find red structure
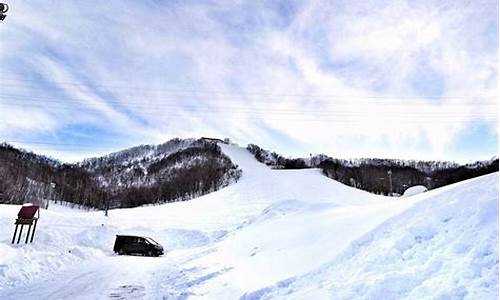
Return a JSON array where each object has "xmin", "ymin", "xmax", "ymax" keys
[{"xmin": 12, "ymin": 204, "xmax": 40, "ymax": 244}]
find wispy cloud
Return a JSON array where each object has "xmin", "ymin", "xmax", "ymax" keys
[{"xmin": 0, "ymin": 0, "xmax": 497, "ymax": 162}]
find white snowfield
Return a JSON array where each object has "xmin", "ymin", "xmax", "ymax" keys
[{"xmin": 0, "ymin": 144, "xmax": 498, "ymax": 300}]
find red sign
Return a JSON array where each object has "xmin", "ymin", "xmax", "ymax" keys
[{"xmin": 18, "ymin": 205, "xmax": 39, "ymax": 219}]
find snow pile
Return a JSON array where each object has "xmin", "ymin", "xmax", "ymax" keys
[
  {"xmin": 403, "ymin": 185, "xmax": 428, "ymax": 197},
  {"xmin": 0, "ymin": 205, "xmax": 110, "ymax": 289},
  {"xmin": 0, "ymin": 143, "xmax": 497, "ymax": 299},
  {"xmin": 241, "ymin": 173, "xmax": 499, "ymax": 300}
]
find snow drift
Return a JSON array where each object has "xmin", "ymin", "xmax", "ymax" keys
[
  {"xmin": 241, "ymin": 173, "xmax": 498, "ymax": 300},
  {"xmin": 403, "ymin": 185, "xmax": 428, "ymax": 197}
]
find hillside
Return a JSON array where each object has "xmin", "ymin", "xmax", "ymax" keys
[
  {"xmin": 79, "ymin": 138, "xmax": 241, "ymax": 207},
  {"xmin": 0, "ymin": 139, "xmax": 241, "ymax": 208},
  {"xmin": 0, "ymin": 143, "xmax": 497, "ymax": 299},
  {"xmin": 242, "ymin": 173, "xmax": 499, "ymax": 300},
  {"xmin": 247, "ymin": 144, "xmax": 499, "ymax": 195}
]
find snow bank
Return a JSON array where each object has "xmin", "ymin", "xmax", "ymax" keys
[
  {"xmin": 241, "ymin": 173, "xmax": 499, "ymax": 300},
  {"xmin": 403, "ymin": 185, "xmax": 428, "ymax": 197}
]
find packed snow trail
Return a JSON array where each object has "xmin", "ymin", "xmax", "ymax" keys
[
  {"xmin": 0, "ymin": 144, "xmax": 497, "ymax": 299},
  {"xmin": 0, "ymin": 254, "xmax": 204, "ymax": 300}
]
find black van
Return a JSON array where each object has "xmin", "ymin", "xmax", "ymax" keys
[{"xmin": 113, "ymin": 235, "xmax": 164, "ymax": 257}]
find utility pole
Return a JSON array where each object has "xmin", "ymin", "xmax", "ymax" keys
[
  {"xmin": 103, "ymin": 191, "xmax": 109, "ymax": 217},
  {"xmin": 387, "ymin": 170, "xmax": 393, "ymax": 196},
  {"xmin": 105, "ymin": 200, "xmax": 109, "ymax": 217}
]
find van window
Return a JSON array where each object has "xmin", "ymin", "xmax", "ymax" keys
[{"xmin": 146, "ymin": 237, "xmax": 159, "ymax": 245}]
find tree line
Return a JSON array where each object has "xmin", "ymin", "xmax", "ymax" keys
[
  {"xmin": 247, "ymin": 143, "xmax": 499, "ymax": 195},
  {"xmin": 0, "ymin": 139, "xmax": 241, "ymax": 209}
]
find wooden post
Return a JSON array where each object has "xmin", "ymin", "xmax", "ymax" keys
[
  {"xmin": 17, "ymin": 225, "xmax": 24, "ymax": 244},
  {"xmin": 25, "ymin": 224, "xmax": 32, "ymax": 243},
  {"xmin": 105, "ymin": 193, "xmax": 109, "ymax": 217},
  {"xmin": 387, "ymin": 170, "xmax": 393, "ymax": 196},
  {"xmin": 30, "ymin": 219, "xmax": 38, "ymax": 243},
  {"xmin": 11, "ymin": 223, "xmax": 19, "ymax": 244}
]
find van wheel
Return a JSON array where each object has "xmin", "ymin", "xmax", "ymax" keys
[
  {"xmin": 118, "ymin": 249, "xmax": 125, "ymax": 255},
  {"xmin": 147, "ymin": 250, "xmax": 154, "ymax": 257}
]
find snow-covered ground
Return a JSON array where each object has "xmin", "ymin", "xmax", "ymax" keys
[{"xmin": 0, "ymin": 144, "xmax": 498, "ymax": 299}]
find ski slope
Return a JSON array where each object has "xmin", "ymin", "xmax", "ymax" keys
[{"xmin": 0, "ymin": 144, "xmax": 498, "ymax": 299}]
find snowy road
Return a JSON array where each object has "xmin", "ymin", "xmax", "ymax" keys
[
  {"xmin": 0, "ymin": 242, "xmax": 234, "ymax": 300},
  {"xmin": 0, "ymin": 256, "xmax": 170, "ymax": 300}
]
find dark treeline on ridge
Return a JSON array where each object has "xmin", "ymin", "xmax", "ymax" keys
[
  {"xmin": 1, "ymin": 138, "xmax": 497, "ymax": 210},
  {"xmin": 0, "ymin": 139, "xmax": 241, "ymax": 209},
  {"xmin": 247, "ymin": 144, "xmax": 499, "ymax": 196}
]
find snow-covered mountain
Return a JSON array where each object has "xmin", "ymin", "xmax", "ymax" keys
[
  {"xmin": 0, "ymin": 143, "xmax": 497, "ymax": 299},
  {"xmin": 0, "ymin": 139, "xmax": 241, "ymax": 208},
  {"xmin": 80, "ymin": 138, "xmax": 241, "ymax": 207}
]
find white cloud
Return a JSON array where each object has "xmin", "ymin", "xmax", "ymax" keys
[{"xmin": 0, "ymin": 0, "xmax": 497, "ymax": 162}]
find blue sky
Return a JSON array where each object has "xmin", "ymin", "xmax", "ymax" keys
[{"xmin": 0, "ymin": 0, "xmax": 497, "ymax": 162}]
